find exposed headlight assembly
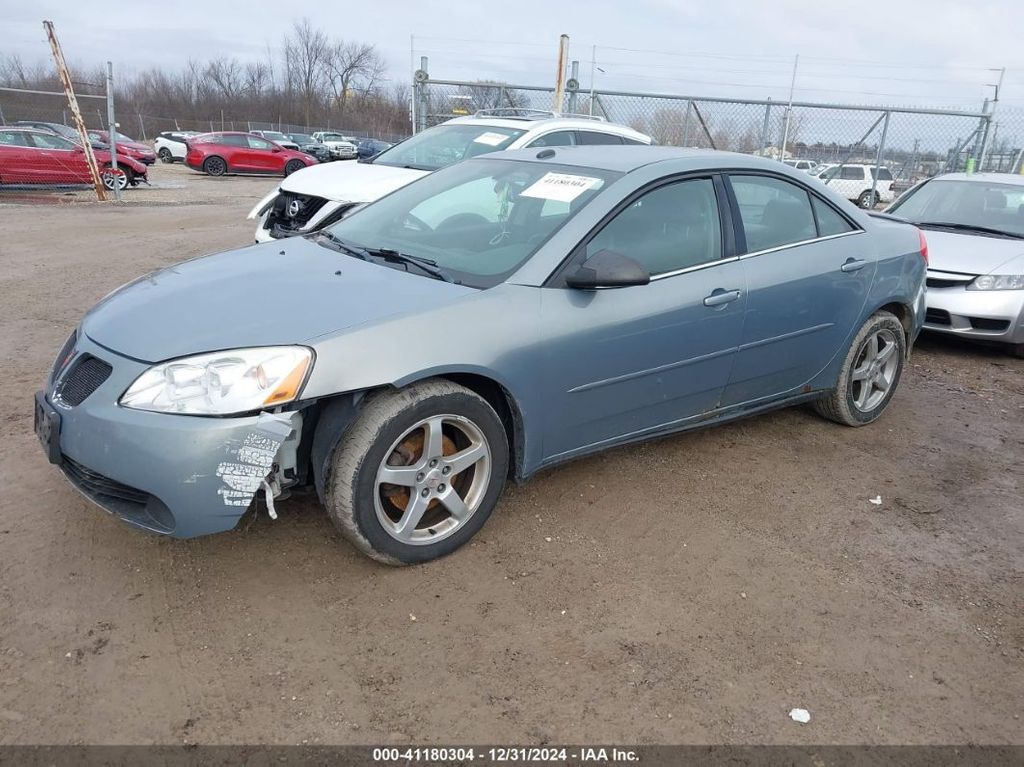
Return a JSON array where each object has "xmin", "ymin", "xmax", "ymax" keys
[
  {"xmin": 120, "ymin": 346, "xmax": 312, "ymax": 415},
  {"xmin": 967, "ymin": 274, "xmax": 1024, "ymax": 291}
]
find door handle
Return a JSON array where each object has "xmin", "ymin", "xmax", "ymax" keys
[
  {"xmin": 703, "ymin": 289, "xmax": 742, "ymax": 307},
  {"xmin": 841, "ymin": 258, "xmax": 868, "ymax": 273}
]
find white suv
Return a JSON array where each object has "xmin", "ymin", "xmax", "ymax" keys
[
  {"xmin": 153, "ymin": 130, "xmax": 198, "ymax": 163},
  {"xmin": 813, "ymin": 163, "xmax": 895, "ymax": 207},
  {"xmin": 249, "ymin": 111, "xmax": 652, "ymax": 242}
]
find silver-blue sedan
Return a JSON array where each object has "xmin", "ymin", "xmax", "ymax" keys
[{"xmin": 35, "ymin": 147, "xmax": 927, "ymax": 564}]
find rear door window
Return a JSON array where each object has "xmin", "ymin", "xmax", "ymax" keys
[
  {"xmin": 870, "ymin": 167, "xmax": 893, "ymax": 181},
  {"xmin": 576, "ymin": 131, "xmax": 623, "ymax": 145},
  {"xmin": 811, "ymin": 196, "xmax": 856, "ymax": 236},
  {"xmin": 528, "ymin": 131, "xmax": 575, "ymax": 147},
  {"xmin": 730, "ymin": 174, "xmax": 817, "ymax": 252}
]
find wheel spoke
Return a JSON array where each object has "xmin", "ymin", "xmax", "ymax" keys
[
  {"xmin": 437, "ymin": 487, "xmax": 470, "ymax": 521},
  {"xmin": 876, "ymin": 340, "xmax": 896, "ymax": 364},
  {"xmin": 854, "ymin": 380, "xmax": 873, "ymax": 410},
  {"xmin": 377, "ymin": 465, "xmax": 419, "ymax": 487},
  {"xmin": 851, "ymin": 362, "xmax": 871, "ymax": 382},
  {"xmin": 394, "ymin": 492, "xmax": 430, "ymax": 540},
  {"xmin": 865, "ymin": 333, "xmax": 880, "ymax": 362},
  {"xmin": 444, "ymin": 443, "xmax": 487, "ymax": 476},
  {"xmin": 423, "ymin": 416, "xmax": 445, "ymax": 459}
]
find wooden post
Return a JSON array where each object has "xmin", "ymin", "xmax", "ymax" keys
[{"xmin": 44, "ymin": 20, "xmax": 106, "ymax": 200}]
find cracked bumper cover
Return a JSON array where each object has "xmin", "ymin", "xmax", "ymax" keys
[{"xmin": 44, "ymin": 333, "xmax": 302, "ymax": 539}]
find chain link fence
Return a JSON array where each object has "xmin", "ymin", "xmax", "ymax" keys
[{"xmin": 413, "ymin": 70, "xmax": 1024, "ymax": 208}]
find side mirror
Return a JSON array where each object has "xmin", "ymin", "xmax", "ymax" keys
[
  {"xmin": 566, "ymin": 249, "xmax": 650, "ymax": 290},
  {"xmin": 272, "ymin": 146, "xmax": 282, "ymax": 153}
]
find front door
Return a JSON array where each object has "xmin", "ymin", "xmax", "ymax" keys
[{"xmin": 539, "ymin": 175, "xmax": 747, "ymax": 462}]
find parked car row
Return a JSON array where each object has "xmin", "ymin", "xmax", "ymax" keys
[{"xmin": 0, "ymin": 125, "xmax": 149, "ymax": 190}]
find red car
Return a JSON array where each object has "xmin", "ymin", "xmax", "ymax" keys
[
  {"xmin": 185, "ymin": 132, "xmax": 317, "ymax": 177},
  {"xmin": 87, "ymin": 130, "xmax": 157, "ymax": 165},
  {"xmin": 0, "ymin": 127, "xmax": 148, "ymax": 190}
]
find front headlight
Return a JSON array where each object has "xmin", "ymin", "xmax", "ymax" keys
[
  {"xmin": 967, "ymin": 274, "xmax": 1024, "ymax": 291},
  {"xmin": 120, "ymin": 346, "xmax": 312, "ymax": 415}
]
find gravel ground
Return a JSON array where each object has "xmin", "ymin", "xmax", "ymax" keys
[{"xmin": 0, "ymin": 165, "xmax": 1021, "ymax": 745}]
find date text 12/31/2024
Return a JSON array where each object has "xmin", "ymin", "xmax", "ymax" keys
[{"xmin": 373, "ymin": 747, "xmax": 640, "ymax": 762}]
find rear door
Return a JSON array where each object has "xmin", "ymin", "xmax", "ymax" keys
[
  {"xmin": 720, "ymin": 173, "xmax": 874, "ymax": 406},
  {"xmin": 0, "ymin": 130, "xmax": 37, "ymax": 182}
]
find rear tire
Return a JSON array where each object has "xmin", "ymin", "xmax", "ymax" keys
[
  {"xmin": 325, "ymin": 380, "xmax": 509, "ymax": 565},
  {"xmin": 284, "ymin": 159, "xmax": 305, "ymax": 176},
  {"xmin": 857, "ymin": 191, "xmax": 874, "ymax": 209},
  {"xmin": 814, "ymin": 311, "xmax": 906, "ymax": 426},
  {"xmin": 203, "ymin": 156, "xmax": 227, "ymax": 176},
  {"xmin": 157, "ymin": 147, "xmax": 173, "ymax": 163},
  {"xmin": 1010, "ymin": 343, "xmax": 1024, "ymax": 359}
]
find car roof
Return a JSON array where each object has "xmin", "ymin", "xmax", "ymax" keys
[
  {"xmin": 481, "ymin": 145, "xmax": 799, "ymax": 174},
  {"xmin": 445, "ymin": 114, "xmax": 650, "ymax": 141},
  {"xmin": 928, "ymin": 172, "xmax": 1024, "ymax": 186}
]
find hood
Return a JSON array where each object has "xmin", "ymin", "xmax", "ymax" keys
[
  {"xmin": 92, "ymin": 148, "xmax": 147, "ymax": 174},
  {"xmin": 279, "ymin": 159, "xmax": 428, "ymax": 203},
  {"xmin": 924, "ymin": 229, "xmax": 1024, "ymax": 276},
  {"xmin": 82, "ymin": 236, "xmax": 475, "ymax": 363}
]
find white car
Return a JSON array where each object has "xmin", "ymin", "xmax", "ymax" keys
[
  {"xmin": 783, "ymin": 158, "xmax": 818, "ymax": 172},
  {"xmin": 250, "ymin": 112, "xmax": 653, "ymax": 243},
  {"xmin": 250, "ymin": 130, "xmax": 299, "ymax": 150},
  {"xmin": 814, "ymin": 163, "xmax": 895, "ymax": 208},
  {"xmin": 312, "ymin": 132, "xmax": 358, "ymax": 160},
  {"xmin": 153, "ymin": 130, "xmax": 199, "ymax": 163}
]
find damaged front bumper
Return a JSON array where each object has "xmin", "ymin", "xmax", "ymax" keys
[{"xmin": 36, "ymin": 333, "xmax": 302, "ymax": 538}]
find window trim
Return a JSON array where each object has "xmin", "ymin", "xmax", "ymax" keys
[
  {"xmin": 545, "ymin": 171, "xmax": 736, "ymax": 288},
  {"xmin": 723, "ymin": 169, "xmax": 863, "ymax": 257}
]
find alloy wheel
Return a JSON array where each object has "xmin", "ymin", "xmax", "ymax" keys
[
  {"xmin": 374, "ymin": 414, "xmax": 491, "ymax": 545},
  {"xmin": 850, "ymin": 328, "xmax": 899, "ymax": 411}
]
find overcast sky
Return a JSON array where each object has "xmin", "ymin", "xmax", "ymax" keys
[{"xmin": 4, "ymin": 0, "xmax": 1022, "ymax": 109}]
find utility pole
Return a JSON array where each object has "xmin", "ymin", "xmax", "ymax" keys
[
  {"xmin": 552, "ymin": 34, "xmax": 569, "ymax": 113},
  {"xmin": 779, "ymin": 54, "xmax": 799, "ymax": 161},
  {"xmin": 979, "ymin": 67, "xmax": 1005, "ymax": 172},
  {"xmin": 44, "ymin": 20, "xmax": 106, "ymax": 200}
]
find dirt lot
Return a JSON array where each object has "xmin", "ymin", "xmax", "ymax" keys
[{"xmin": 0, "ymin": 164, "xmax": 1021, "ymax": 746}]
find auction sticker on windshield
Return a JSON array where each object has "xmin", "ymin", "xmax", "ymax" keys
[
  {"xmin": 473, "ymin": 132, "xmax": 511, "ymax": 146},
  {"xmin": 520, "ymin": 172, "xmax": 601, "ymax": 203}
]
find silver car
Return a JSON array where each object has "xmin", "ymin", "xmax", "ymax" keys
[
  {"xmin": 886, "ymin": 173, "xmax": 1024, "ymax": 356},
  {"xmin": 35, "ymin": 147, "xmax": 925, "ymax": 565}
]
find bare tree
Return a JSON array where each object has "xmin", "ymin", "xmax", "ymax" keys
[
  {"xmin": 284, "ymin": 18, "xmax": 330, "ymax": 126},
  {"xmin": 326, "ymin": 41, "xmax": 384, "ymax": 121}
]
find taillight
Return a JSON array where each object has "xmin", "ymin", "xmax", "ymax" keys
[{"xmin": 918, "ymin": 229, "xmax": 929, "ymax": 265}]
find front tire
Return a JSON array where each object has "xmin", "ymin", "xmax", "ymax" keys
[
  {"xmin": 284, "ymin": 159, "xmax": 305, "ymax": 176},
  {"xmin": 100, "ymin": 166, "xmax": 129, "ymax": 191},
  {"xmin": 814, "ymin": 311, "xmax": 906, "ymax": 426},
  {"xmin": 326, "ymin": 380, "xmax": 509, "ymax": 565},
  {"xmin": 203, "ymin": 156, "xmax": 227, "ymax": 176}
]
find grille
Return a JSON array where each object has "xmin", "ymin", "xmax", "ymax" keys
[
  {"xmin": 62, "ymin": 457, "xmax": 150, "ymax": 506},
  {"xmin": 926, "ymin": 277, "xmax": 967, "ymax": 289},
  {"xmin": 268, "ymin": 192, "xmax": 329, "ymax": 232},
  {"xmin": 969, "ymin": 317, "xmax": 1010, "ymax": 332},
  {"xmin": 55, "ymin": 355, "xmax": 112, "ymax": 406},
  {"xmin": 925, "ymin": 308, "xmax": 951, "ymax": 326}
]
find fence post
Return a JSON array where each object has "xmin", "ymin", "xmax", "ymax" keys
[
  {"xmin": 105, "ymin": 61, "xmax": 121, "ymax": 202},
  {"xmin": 760, "ymin": 99, "xmax": 772, "ymax": 151},
  {"xmin": 416, "ymin": 56, "xmax": 429, "ymax": 133},
  {"xmin": 567, "ymin": 60, "xmax": 579, "ymax": 114},
  {"xmin": 868, "ymin": 110, "xmax": 890, "ymax": 208},
  {"xmin": 137, "ymin": 112, "xmax": 145, "ymax": 140},
  {"xmin": 681, "ymin": 99, "xmax": 692, "ymax": 146}
]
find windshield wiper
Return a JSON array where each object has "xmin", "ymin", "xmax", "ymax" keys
[
  {"xmin": 362, "ymin": 247, "xmax": 456, "ymax": 283},
  {"xmin": 312, "ymin": 231, "xmax": 373, "ymax": 260},
  {"xmin": 915, "ymin": 222, "xmax": 1024, "ymax": 240},
  {"xmin": 314, "ymin": 232, "xmax": 456, "ymax": 283}
]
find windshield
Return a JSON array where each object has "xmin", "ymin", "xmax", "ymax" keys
[
  {"xmin": 320, "ymin": 133, "xmax": 347, "ymax": 142},
  {"xmin": 323, "ymin": 158, "xmax": 617, "ymax": 288},
  {"xmin": 290, "ymin": 133, "xmax": 313, "ymax": 144},
  {"xmin": 888, "ymin": 179, "xmax": 1024, "ymax": 238},
  {"xmin": 372, "ymin": 124, "xmax": 525, "ymax": 171}
]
